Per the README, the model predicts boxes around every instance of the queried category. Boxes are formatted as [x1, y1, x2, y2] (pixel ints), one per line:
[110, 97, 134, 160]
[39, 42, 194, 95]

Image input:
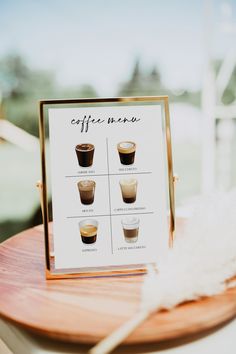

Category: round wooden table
[0, 223, 236, 347]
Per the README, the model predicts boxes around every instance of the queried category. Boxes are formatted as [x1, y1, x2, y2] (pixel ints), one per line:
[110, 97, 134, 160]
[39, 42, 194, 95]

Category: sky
[0, 0, 236, 95]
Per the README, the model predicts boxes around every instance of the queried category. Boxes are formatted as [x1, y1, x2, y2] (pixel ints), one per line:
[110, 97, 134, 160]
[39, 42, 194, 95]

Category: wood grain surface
[0, 222, 236, 344]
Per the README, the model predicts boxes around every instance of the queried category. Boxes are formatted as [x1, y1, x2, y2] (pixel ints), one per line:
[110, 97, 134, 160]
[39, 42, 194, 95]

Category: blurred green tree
[222, 69, 236, 105]
[0, 54, 30, 98]
[118, 59, 165, 96]
[0, 54, 56, 99]
[118, 58, 200, 106]
[0, 54, 56, 136]
[0, 54, 98, 137]
[214, 59, 236, 105]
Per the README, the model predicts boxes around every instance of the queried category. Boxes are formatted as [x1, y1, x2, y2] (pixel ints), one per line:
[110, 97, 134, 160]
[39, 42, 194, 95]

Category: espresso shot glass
[75, 143, 95, 167]
[117, 141, 136, 165]
[79, 219, 98, 244]
[121, 216, 139, 243]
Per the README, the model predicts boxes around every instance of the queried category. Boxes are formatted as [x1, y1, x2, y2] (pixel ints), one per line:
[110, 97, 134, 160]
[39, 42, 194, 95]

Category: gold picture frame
[38, 96, 175, 279]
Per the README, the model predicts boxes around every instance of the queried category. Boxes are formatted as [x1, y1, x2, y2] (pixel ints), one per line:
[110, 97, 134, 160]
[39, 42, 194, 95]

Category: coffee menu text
[71, 114, 141, 132]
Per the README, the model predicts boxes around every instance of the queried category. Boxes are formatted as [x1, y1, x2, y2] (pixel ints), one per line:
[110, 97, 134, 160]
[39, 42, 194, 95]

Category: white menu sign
[48, 104, 169, 270]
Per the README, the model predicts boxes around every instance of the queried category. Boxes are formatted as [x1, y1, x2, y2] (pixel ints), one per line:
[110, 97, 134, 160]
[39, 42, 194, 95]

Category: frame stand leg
[36, 181, 54, 258]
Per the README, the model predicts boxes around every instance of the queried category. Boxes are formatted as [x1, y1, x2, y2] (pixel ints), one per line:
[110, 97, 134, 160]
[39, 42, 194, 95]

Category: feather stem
[88, 309, 150, 354]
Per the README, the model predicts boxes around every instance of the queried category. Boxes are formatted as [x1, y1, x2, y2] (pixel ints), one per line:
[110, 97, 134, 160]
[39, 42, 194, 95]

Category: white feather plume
[142, 190, 236, 313]
[89, 191, 236, 354]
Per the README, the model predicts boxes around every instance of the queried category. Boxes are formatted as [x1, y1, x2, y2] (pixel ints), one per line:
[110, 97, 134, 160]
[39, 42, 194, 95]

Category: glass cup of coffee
[119, 178, 137, 203]
[121, 216, 140, 243]
[77, 180, 96, 205]
[79, 219, 98, 244]
[75, 143, 95, 167]
[117, 141, 136, 165]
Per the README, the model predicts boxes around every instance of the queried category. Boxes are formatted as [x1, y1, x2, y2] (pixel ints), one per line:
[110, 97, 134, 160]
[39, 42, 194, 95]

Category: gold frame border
[39, 96, 175, 279]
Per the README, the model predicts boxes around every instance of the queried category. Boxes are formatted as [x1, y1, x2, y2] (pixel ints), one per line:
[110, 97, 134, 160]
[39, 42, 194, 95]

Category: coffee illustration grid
[75, 141, 139, 245]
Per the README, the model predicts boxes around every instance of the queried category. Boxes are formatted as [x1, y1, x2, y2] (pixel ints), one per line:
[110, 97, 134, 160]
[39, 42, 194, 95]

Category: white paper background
[48, 104, 169, 270]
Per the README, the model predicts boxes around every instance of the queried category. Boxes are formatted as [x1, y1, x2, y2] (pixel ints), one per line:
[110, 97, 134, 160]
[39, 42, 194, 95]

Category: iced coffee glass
[77, 180, 96, 205]
[119, 178, 137, 203]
